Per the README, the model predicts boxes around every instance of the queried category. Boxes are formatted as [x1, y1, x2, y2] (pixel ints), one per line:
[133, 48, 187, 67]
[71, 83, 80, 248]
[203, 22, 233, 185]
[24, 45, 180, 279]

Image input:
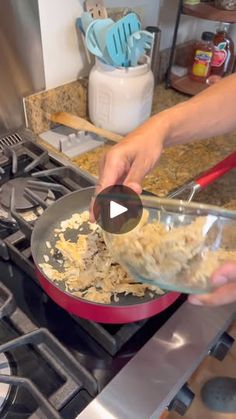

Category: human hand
[188, 262, 236, 306]
[90, 114, 169, 221]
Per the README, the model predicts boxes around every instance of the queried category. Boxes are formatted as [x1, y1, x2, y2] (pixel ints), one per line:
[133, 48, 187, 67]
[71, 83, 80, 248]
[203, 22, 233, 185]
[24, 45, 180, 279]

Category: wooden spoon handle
[49, 112, 123, 143]
[90, 125, 123, 143]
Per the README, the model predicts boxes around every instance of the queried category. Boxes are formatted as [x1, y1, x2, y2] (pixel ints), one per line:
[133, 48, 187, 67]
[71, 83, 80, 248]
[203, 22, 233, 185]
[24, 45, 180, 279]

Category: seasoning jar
[88, 59, 154, 135]
[191, 31, 214, 82]
[211, 23, 235, 76]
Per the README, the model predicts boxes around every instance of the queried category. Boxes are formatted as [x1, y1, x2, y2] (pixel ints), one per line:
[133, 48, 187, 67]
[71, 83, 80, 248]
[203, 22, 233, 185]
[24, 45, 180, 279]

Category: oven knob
[168, 384, 194, 416]
[209, 332, 234, 361]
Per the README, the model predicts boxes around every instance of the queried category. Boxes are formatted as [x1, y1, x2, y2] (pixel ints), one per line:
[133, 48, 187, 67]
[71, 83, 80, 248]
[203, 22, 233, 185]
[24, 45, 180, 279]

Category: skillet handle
[195, 151, 236, 190]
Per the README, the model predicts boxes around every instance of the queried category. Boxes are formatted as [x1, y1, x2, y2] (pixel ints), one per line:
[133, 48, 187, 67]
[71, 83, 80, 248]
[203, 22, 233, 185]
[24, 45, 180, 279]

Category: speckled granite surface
[35, 83, 236, 209]
[71, 85, 236, 209]
[24, 79, 88, 134]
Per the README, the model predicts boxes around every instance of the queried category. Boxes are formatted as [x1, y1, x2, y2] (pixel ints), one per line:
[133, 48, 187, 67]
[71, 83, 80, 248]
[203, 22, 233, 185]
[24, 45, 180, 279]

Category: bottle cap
[201, 31, 214, 42]
[217, 22, 231, 32]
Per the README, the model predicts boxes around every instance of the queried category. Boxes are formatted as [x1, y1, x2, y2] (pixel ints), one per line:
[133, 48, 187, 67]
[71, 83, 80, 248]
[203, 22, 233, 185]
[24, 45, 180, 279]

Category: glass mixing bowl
[104, 196, 236, 294]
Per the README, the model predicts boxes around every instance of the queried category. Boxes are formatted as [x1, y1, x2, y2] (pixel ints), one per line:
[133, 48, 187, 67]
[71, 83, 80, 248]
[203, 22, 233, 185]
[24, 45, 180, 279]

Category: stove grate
[0, 133, 23, 150]
[0, 375, 61, 419]
[0, 328, 98, 398]
[0, 139, 160, 357]
[0, 282, 97, 418]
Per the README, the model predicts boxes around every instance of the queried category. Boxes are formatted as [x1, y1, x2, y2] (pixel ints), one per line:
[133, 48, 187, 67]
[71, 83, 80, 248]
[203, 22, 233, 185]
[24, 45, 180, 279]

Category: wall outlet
[84, 0, 108, 18]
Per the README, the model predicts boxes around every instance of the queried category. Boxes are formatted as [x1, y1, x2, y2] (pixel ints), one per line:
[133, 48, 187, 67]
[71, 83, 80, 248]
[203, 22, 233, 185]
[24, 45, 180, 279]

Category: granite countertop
[37, 84, 236, 210]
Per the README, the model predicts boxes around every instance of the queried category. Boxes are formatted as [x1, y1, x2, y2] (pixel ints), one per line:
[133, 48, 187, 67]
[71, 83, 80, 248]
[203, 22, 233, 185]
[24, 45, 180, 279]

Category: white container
[88, 59, 154, 135]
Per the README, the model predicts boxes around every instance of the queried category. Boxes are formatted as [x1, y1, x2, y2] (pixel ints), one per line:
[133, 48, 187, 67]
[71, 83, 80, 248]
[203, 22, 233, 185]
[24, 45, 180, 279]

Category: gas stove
[0, 129, 235, 418]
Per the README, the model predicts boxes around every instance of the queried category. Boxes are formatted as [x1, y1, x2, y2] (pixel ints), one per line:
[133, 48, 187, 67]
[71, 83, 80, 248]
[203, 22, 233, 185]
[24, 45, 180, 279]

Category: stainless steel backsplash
[0, 0, 45, 135]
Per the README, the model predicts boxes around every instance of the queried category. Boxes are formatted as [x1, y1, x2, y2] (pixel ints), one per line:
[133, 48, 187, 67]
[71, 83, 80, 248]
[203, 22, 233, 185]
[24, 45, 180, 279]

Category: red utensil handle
[195, 151, 236, 190]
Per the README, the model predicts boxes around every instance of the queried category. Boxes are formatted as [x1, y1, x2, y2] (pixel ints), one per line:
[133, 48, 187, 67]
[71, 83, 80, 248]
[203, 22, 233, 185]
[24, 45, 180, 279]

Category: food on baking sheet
[39, 211, 164, 304]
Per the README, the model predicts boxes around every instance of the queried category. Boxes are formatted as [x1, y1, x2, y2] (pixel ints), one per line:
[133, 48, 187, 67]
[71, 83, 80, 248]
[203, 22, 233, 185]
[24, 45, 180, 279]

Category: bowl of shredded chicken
[104, 198, 236, 294]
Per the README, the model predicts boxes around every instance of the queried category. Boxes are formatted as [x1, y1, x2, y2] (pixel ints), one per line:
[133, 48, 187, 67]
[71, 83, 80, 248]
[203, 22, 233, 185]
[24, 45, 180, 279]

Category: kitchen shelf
[170, 74, 208, 96]
[165, 0, 236, 95]
[183, 3, 236, 23]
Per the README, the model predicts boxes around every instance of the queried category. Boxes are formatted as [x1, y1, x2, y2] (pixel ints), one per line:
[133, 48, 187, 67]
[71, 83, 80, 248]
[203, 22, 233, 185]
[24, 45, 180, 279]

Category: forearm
[158, 73, 236, 147]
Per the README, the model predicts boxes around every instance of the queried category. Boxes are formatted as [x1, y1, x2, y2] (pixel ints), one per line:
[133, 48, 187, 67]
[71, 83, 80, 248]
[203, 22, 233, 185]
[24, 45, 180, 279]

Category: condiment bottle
[211, 22, 235, 76]
[191, 31, 214, 82]
[183, 0, 200, 4]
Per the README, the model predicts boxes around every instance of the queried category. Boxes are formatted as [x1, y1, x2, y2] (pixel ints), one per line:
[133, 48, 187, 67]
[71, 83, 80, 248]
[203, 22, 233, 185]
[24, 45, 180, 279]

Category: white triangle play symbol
[110, 200, 128, 219]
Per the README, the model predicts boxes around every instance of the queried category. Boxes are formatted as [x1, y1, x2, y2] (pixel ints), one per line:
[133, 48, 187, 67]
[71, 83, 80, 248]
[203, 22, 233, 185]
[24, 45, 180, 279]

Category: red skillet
[31, 186, 180, 324]
[31, 151, 236, 324]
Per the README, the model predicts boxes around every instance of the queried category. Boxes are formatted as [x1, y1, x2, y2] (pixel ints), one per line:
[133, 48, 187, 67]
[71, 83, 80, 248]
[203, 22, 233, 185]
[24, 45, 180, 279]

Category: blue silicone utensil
[81, 12, 94, 33]
[106, 13, 141, 67]
[127, 30, 154, 66]
[85, 20, 104, 58]
[76, 17, 85, 35]
[76, 12, 93, 36]
[90, 18, 114, 64]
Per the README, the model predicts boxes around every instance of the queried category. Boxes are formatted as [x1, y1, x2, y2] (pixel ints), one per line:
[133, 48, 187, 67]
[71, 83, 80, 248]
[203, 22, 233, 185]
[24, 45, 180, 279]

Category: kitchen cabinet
[166, 0, 236, 96]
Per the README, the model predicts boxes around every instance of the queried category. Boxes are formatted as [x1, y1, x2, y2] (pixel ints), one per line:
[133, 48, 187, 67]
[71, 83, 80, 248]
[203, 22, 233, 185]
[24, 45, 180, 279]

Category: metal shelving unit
[165, 0, 236, 95]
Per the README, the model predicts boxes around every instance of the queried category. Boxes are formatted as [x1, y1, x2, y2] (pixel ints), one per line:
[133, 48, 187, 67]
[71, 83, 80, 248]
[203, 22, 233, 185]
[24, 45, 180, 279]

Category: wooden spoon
[49, 112, 123, 143]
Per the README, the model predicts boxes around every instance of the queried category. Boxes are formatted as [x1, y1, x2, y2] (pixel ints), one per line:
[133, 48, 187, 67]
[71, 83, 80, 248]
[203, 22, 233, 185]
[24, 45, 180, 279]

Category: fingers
[89, 195, 96, 223]
[188, 282, 236, 306]
[124, 182, 142, 195]
[188, 262, 236, 307]
[96, 116, 164, 195]
[89, 118, 165, 222]
[89, 146, 131, 222]
[123, 158, 149, 194]
[211, 262, 236, 285]
[98, 146, 130, 193]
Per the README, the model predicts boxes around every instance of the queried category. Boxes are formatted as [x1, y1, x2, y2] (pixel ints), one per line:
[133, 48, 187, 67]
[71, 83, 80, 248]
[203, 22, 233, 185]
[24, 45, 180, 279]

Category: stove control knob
[168, 384, 194, 416]
[209, 332, 234, 361]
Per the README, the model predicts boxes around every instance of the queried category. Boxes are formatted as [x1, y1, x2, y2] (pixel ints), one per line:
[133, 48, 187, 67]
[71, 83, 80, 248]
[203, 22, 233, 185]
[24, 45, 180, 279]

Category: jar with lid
[190, 31, 215, 82]
[211, 23, 235, 76]
[88, 59, 154, 135]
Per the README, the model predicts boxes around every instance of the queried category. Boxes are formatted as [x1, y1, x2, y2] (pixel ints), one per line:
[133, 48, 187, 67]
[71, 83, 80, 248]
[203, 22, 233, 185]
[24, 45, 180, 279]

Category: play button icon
[93, 185, 143, 234]
[110, 201, 128, 219]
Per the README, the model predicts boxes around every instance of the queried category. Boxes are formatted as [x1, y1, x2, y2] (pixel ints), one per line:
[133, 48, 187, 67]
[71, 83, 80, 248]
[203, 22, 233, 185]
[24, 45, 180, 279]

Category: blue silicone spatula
[106, 13, 141, 67]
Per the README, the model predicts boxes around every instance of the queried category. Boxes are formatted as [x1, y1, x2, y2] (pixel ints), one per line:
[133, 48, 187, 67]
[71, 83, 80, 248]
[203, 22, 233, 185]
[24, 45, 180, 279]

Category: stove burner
[0, 178, 48, 210]
[0, 352, 11, 411]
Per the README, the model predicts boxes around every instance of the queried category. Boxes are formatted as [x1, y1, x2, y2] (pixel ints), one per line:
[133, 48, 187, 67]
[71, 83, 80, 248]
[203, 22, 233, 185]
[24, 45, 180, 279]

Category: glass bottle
[211, 23, 235, 76]
[191, 31, 215, 82]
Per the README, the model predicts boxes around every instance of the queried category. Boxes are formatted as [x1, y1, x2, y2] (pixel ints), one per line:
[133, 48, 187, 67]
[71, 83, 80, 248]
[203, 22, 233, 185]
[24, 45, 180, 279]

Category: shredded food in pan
[39, 211, 164, 304]
[39, 210, 236, 302]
